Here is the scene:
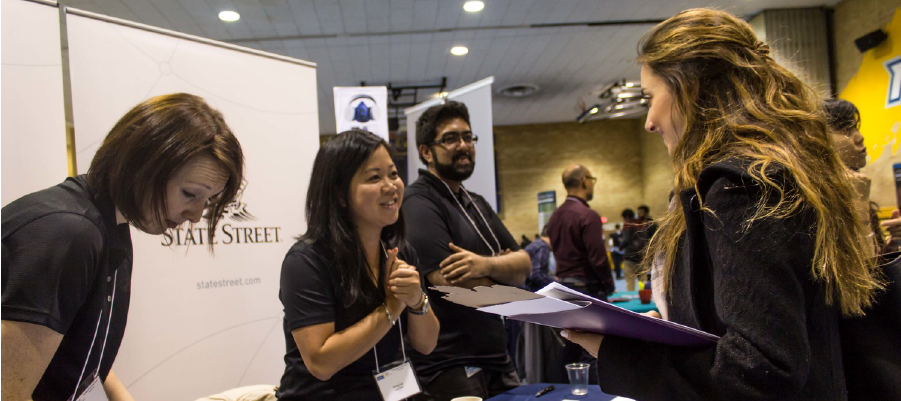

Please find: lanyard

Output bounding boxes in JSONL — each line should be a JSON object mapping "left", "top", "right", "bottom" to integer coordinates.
{"left": 374, "top": 243, "right": 407, "bottom": 373}
{"left": 436, "top": 179, "right": 502, "bottom": 256}
{"left": 69, "top": 269, "right": 118, "bottom": 401}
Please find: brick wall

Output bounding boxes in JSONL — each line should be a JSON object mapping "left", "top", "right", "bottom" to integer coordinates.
{"left": 493, "top": 118, "right": 673, "bottom": 239}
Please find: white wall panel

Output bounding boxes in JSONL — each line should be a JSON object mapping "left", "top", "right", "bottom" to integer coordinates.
{"left": 1, "top": 0, "right": 68, "bottom": 206}
{"left": 65, "top": 10, "right": 318, "bottom": 400}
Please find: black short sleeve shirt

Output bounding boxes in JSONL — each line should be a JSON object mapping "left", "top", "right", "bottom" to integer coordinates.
{"left": 277, "top": 240, "right": 416, "bottom": 401}
{"left": 2, "top": 175, "right": 133, "bottom": 401}
{"left": 402, "top": 170, "right": 521, "bottom": 378}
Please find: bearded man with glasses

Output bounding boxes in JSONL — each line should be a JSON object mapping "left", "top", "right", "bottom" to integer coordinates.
{"left": 403, "top": 101, "right": 530, "bottom": 401}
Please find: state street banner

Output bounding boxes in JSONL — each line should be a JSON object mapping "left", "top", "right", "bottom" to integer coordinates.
{"left": 405, "top": 77, "right": 499, "bottom": 211}
{"left": 334, "top": 86, "right": 389, "bottom": 140}
{"left": 65, "top": 8, "right": 319, "bottom": 400}
{"left": 1, "top": 0, "right": 68, "bottom": 206}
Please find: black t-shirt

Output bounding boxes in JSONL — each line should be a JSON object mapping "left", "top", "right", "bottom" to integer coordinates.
{"left": 2, "top": 175, "right": 133, "bottom": 401}
{"left": 277, "top": 240, "right": 416, "bottom": 401}
{"left": 402, "top": 170, "right": 521, "bottom": 379}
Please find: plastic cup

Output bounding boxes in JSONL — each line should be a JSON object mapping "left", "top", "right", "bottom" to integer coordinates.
{"left": 565, "top": 362, "right": 590, "bottom": 395}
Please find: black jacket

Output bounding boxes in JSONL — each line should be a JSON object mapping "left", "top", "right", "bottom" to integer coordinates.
{"left": 596, "top": 159, "right": 846, "bottom": 401}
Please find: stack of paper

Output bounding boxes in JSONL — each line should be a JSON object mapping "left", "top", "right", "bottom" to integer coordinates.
{"left": 431, "top": 282, "right": 719, "bottom": 346}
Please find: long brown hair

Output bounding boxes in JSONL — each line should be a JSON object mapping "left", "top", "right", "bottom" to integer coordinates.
{"left": 88, "top": 93, "right": 244, "bottom": 249}
{"left": 638, "top": 9, "right": 880, "bottom": 316}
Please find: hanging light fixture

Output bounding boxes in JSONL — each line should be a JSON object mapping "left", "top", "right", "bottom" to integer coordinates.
{"left": 577, "top": 79, "right": 647, "bottom": 123}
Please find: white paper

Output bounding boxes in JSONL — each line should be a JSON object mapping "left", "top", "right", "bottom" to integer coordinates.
{"left": 536, "top": 282, "right": 605, "bottom": 303}
{"left": 476, "top": 296, "right": 583, "bottom": 316}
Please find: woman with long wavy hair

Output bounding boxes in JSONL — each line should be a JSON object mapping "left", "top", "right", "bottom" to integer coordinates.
{"left": 563, "top": 9, "right": 882, "bottom": 400}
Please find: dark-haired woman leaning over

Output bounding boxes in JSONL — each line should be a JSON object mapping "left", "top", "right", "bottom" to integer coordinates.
{"left": 277, "top": 129, "right": 439, "bottom": 401}
{"left": 562, "top": 9, "right": 882, "bottom": 401}
{"left": 2, "top": 93, "right": 244, "bottom": 401}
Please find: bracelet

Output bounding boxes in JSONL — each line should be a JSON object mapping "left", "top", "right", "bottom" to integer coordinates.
{"left": 408, "top": 293, "right": 430, "bottom": 315}
{"left": 383, "top": 303, "right": 396, "bottom": 325}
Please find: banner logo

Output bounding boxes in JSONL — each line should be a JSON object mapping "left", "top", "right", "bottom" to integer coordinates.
{"left": 161, "top": 178, "right": 282, "bottom": 247}
{"left": 223, "top": 179, "right": 257, "bottom": 222}
{"left": 886, "top": 55, "right": 901, "bottom": 109}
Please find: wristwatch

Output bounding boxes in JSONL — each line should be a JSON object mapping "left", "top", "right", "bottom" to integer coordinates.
{"left": 408, "top": 293, "right": 430, "bottom": 315}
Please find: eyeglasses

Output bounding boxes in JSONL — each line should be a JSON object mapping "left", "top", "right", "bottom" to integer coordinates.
{"left": 428, "top": 131, "right": 478, "bottom": 148}
{"left": 585, "top": 176, "right": 597, "bottom": 183}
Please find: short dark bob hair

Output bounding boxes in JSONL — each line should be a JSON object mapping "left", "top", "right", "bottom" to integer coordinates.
{"left": 87, "top": 93, "right": 244, "bottom": 247}
{"left": 823, "top": 98, "right": 861, "bottom": 133}
{"left": 415, "top": 100, "right": 472, "bottom": 164}
{"left": 302, "top": 129, "right": 406, "bottom": 306}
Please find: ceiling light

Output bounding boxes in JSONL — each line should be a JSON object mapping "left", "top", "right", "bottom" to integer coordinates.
{"left": 219, "top": 11, "right": 240, "bottom": 22}
{"left": 616, "top": 92, "right": 641, "bottom": 99}
{"left": 577, "top": 79, "right": 648, "bottom": 122}
{"left": 450, "top": 46, "right": 469, "bottom": 56}
{"left": 433, "top": 92, "right": 449, "bottom": 98}
{"left": 497, "top": 83, "right": 539, "bottom": 98}
{"left": 463, "top": 1, "right": 485, "bottom": 12}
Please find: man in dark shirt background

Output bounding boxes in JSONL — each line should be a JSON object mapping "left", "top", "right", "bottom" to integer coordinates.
{"left": 544, "top": 163, "right": 614, "bottom": 384}
{"left": 403, "top": 100, "right": 531, "bottom": 401}
{"left": 524, "top": 225, "right": 555, "bottom": 291}
{"left": 546, "top": 164, "right": 615, "bottom": 301}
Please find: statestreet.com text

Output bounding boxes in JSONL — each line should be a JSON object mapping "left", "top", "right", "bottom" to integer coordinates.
{"left": 196, "top": 277, "right": 262, "bottom": 290}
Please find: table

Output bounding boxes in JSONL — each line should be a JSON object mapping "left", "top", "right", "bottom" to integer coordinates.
{"left": 487, "top": 383, "right": 618, "bottom": 401}
{"left": 607, "top": 291, "right": 657, "bottom": 314}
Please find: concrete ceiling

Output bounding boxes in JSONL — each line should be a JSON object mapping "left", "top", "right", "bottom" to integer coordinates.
{"left": 60, "top": 0, "right": 841, "bottom": 134}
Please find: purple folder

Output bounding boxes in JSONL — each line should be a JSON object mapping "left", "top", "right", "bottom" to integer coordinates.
{"left": 432, "top": 283, "right": 719, "bottom": 347}
{"left": 508, "top": 299, "right": 719, "bottom": 346}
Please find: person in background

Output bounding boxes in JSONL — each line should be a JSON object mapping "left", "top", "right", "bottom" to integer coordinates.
{"left": 562, "top": 9, "right": 882, "bottom": 400}
{"left": 277, "top": 130, "right": 438, "bottom": 401}
{"left": 620, "top": 205, "right": 653, "bottom": 291}
{"left": 519, "top": 234, "right": 532, "bottom": 250}
{"left": 823, "top": 101, "right": 901, "bottom": 401}
{"left": 823, "top": 98, "right": 901, "bottom": 253}
{"left": 403, "top": 101, "right": 530, "bottom": 401}
{"left": 609, "top": 223, "right": 624, "bottom": 279}
{"left": 546, "top": 164, "right": 615, "bottom": 300}
{"left": 524, "top": 225, "right": 555, "bottom": 291}
{"left": 2, "top": 93, "right": 245, "bottom": 401}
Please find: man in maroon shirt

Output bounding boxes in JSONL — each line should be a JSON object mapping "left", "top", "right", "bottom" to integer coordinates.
{"left": 545, "top": 164, "right": 615, "bottom": 301}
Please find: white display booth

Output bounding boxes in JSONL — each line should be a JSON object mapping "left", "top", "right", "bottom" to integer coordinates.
{"left": 1, "top": 1, "right": 320, "bottom": 399}
{"left": 1, "top": 0, "right": 68, "bottom": 206}
{"left": 404, "top": 77, "right": 499, "bottom": 211}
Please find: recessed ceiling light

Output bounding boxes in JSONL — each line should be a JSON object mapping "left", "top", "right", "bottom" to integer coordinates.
{"left": 463, "top": 1, "right": 485, "bottom": 12}
{"left": 219, "top": 11, "right": 240, "bottom": 22}
{"left": 451, "top": 46, "right": 469, "bottom": 56}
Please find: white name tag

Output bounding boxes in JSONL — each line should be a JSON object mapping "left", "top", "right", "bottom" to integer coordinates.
{"left": 75, "top": 375, "right": 109, "bottom": 401}
{"left": 373, "top": 359, "right": 421, "bottom": 401}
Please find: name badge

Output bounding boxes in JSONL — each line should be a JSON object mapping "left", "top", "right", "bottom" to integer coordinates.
{"left": 74, "top": 371, "right": 109, "bottom": 401}
{"left": 373, "top": 359, "right": 421, "bottom": 401}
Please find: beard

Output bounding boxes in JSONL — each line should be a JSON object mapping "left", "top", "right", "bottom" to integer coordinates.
{"left": 433, "top": 150, "right": 475, "bottom": 182}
